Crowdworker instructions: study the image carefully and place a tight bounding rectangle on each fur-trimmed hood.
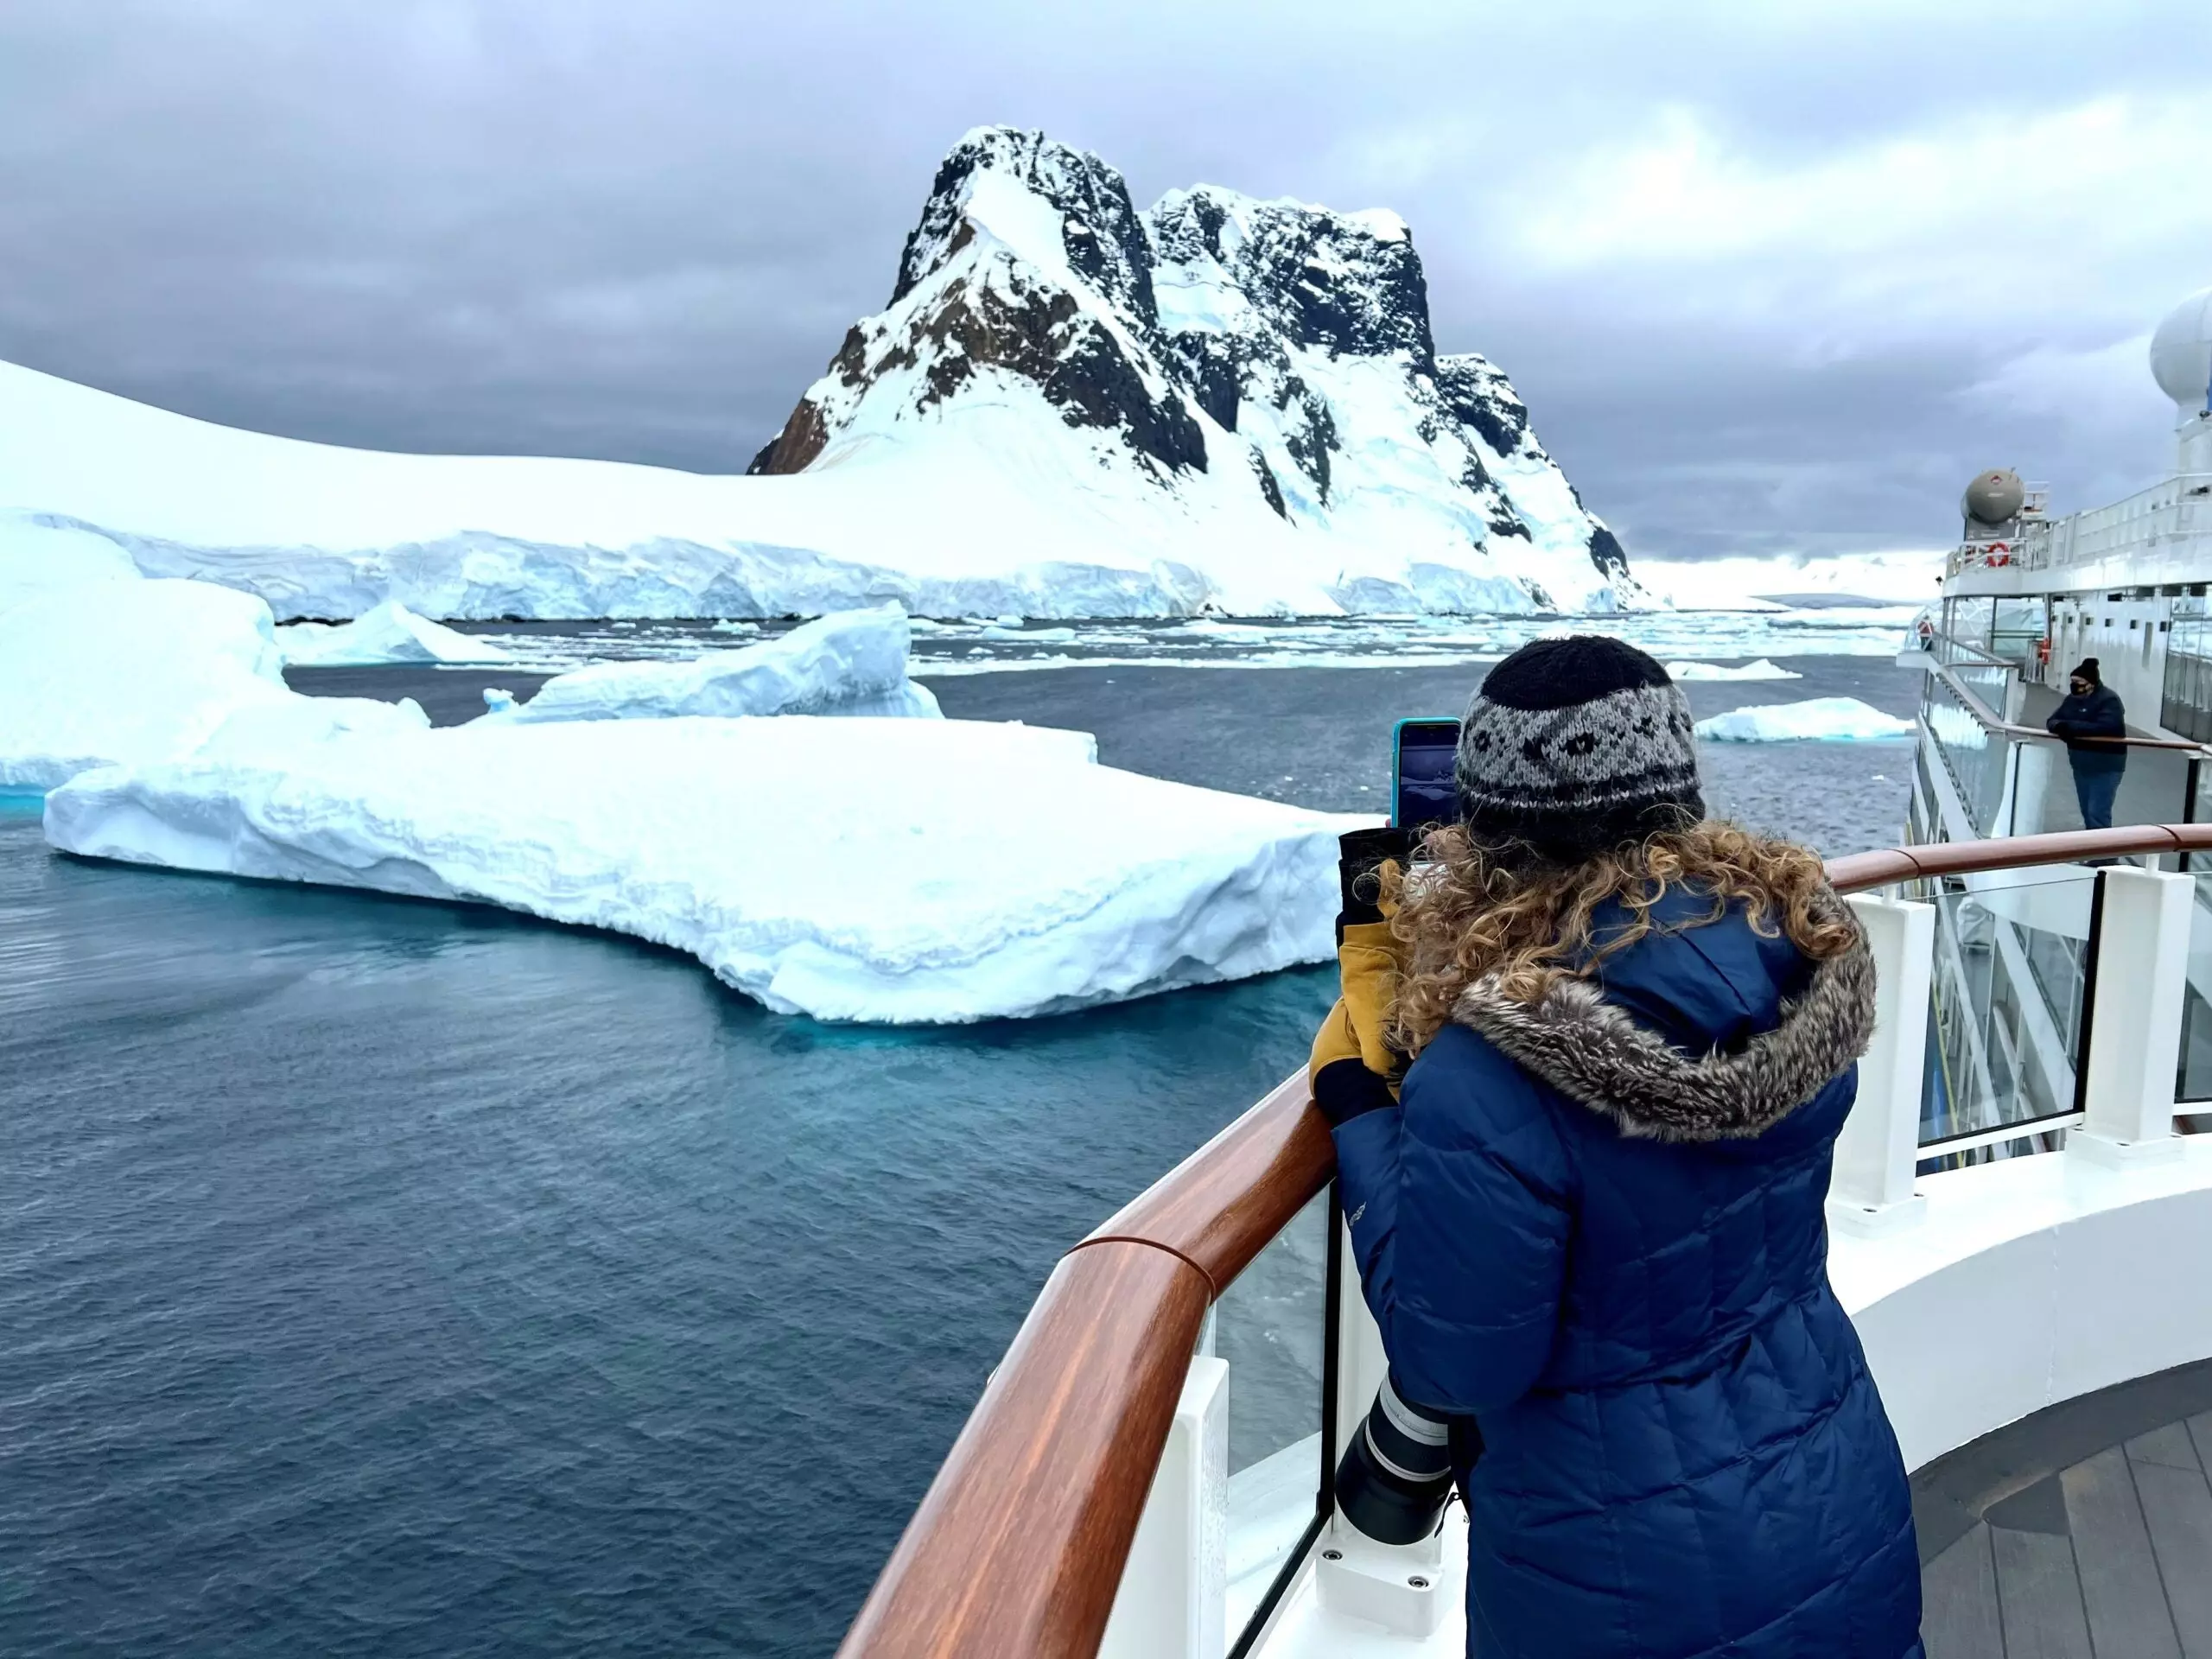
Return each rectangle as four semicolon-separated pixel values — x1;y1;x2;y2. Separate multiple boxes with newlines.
1450;892;1876;1142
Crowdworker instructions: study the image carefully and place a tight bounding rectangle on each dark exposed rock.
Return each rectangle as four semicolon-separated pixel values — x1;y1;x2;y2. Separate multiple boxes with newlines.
748;397;831;476
906;275;1205;474
1280;386;1336;504
1152;188;1434;365
1170;334;1244;431
1250;448;1287;518
1434;354;1531;455
1587;524;1630;579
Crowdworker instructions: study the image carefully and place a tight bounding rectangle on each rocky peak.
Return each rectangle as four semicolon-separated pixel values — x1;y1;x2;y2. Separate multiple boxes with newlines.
1150;187;1435;365
892;126;1159;330
747;128;1633;612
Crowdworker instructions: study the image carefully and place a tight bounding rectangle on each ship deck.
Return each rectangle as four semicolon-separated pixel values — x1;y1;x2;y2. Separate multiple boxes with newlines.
1917;1359;2212;1658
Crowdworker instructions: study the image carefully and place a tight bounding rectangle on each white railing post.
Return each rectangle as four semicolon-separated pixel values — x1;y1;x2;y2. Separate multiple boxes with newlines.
1314;1217;1453;1638
1098;1356;1228;1659
1329;1217;1388;1490
2071;867;2193;1168
1830;894;1935;1236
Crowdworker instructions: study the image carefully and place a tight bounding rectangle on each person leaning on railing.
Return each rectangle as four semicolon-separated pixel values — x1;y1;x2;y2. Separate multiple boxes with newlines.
2045;657;2127;831
1308;637;1923;1659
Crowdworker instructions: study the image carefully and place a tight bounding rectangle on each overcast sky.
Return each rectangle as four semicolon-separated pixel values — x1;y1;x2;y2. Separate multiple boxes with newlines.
3;0;2209;562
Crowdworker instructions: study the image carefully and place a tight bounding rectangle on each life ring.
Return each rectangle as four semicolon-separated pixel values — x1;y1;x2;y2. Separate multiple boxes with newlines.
1985;541;2011;566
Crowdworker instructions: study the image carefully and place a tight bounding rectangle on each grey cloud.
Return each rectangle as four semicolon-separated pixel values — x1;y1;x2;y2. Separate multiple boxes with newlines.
3;0;2208;560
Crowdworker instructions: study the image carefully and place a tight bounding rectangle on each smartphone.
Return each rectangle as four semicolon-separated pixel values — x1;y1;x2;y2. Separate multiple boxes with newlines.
1392;717;1461;831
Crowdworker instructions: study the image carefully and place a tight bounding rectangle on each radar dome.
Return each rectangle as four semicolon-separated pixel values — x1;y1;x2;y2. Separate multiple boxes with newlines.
1961;468;2025;526
2150;284;2212;412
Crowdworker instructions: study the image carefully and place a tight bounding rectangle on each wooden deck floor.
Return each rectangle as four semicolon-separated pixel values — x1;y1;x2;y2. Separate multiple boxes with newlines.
1917;1363;2212;1657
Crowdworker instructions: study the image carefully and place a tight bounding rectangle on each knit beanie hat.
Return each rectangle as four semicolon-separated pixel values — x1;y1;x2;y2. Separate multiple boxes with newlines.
2071;658;2101;687
1454;635;1706;866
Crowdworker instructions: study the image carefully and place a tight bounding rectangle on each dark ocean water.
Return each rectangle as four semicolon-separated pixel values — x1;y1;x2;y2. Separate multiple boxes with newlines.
1;654;1917;1656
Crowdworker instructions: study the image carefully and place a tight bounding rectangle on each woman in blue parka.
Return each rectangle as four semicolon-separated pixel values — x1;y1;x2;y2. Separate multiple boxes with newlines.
1323;636;1922;1658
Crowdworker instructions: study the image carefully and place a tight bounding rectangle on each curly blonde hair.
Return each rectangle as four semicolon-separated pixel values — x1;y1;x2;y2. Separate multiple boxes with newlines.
1380;821;1858;1057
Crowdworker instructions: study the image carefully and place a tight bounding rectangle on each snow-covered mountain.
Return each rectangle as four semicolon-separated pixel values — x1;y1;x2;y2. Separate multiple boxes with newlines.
752;127;1635;613
0;126;1636;620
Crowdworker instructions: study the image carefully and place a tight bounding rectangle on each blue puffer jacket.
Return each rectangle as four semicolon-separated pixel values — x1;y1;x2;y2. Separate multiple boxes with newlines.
1332;887;1922;1658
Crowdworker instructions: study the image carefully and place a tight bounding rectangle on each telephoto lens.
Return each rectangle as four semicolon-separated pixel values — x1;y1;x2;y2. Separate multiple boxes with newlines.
1333;1370;1456;1544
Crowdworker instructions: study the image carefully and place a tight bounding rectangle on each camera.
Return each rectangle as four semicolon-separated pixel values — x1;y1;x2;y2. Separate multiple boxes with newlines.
1333;1369;1457;1544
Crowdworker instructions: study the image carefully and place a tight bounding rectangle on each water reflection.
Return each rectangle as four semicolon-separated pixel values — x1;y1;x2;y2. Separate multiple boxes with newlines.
1;810;1334;1658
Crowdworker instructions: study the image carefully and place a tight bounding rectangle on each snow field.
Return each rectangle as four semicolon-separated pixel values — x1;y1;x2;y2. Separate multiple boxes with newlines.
43;717;1359;1023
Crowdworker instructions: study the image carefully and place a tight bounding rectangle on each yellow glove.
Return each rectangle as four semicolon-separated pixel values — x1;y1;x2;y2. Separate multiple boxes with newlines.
1310;827;1411;1127
1336;915;1400;1077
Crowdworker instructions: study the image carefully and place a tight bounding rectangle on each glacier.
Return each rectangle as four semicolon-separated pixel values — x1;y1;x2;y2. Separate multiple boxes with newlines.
0;126;1641;623
42;717;1357;1023
488;604;941;723
1694;697;1913;742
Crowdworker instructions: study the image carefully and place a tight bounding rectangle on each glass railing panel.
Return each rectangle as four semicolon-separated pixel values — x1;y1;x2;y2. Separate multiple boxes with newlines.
1210;1184;1330;1641
1920;865;2101;1151
2179;874;2212;1104
1923;674;2009;835
2009;736;2197;842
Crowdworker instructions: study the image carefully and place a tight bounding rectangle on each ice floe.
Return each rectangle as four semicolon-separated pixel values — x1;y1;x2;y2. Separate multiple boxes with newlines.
1665;658;1802;682
1694;697;1913;742
43;717;1357;1023
487;604;939;724
277;600;512;666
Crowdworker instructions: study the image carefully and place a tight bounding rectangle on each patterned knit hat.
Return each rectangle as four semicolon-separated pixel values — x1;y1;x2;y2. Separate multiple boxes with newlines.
1454;635;1706;865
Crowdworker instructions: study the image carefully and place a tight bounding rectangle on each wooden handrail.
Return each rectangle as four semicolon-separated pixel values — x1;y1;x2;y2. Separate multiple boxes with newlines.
836;823;2212;1659
1825;823;2212;893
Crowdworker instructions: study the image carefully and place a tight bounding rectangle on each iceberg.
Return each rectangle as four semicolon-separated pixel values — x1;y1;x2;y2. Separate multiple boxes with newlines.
1665;658;1802;682
1694;697;1913;742
0;512;437;789
0;575;295;789
43;717;1357;1024
487;604;939;724
278;600;512;666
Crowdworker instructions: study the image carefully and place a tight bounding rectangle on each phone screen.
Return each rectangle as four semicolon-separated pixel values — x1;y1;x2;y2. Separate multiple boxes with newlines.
1393;718;1462;831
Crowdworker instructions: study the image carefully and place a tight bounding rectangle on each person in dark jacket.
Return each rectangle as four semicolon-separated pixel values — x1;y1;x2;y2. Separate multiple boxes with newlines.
2044;658;2127;830
1321;636;1921;1659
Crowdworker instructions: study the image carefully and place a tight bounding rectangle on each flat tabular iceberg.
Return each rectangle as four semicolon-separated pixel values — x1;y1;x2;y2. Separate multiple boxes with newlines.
43;717;1355;1023
1694;697;1912;742
278;600;512;666
491;604;939;724
1665;658;1802;683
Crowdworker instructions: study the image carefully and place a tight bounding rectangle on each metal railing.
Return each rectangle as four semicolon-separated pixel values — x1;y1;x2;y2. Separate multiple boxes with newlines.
1916;648;2208;840
2046;474;2212;569
1947;475;2212;579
